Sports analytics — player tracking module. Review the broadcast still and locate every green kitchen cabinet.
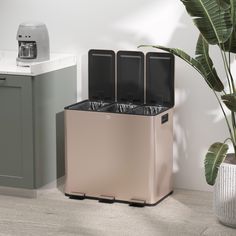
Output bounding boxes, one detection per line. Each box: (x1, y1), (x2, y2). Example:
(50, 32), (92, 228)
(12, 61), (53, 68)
(0, 65), (76, 189)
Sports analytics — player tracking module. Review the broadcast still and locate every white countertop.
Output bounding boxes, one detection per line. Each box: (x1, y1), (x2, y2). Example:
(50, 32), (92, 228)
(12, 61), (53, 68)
(0, 51), (76, 76)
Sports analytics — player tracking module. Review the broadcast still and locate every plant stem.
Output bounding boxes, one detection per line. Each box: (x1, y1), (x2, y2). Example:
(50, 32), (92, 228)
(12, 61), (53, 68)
(213, 90), (235, 147)
(231, 108), (236, 159)
(234, 145), (236, 158)
(226, 52), (236, 158)
(223, 50), (235, 93)
(219, 48), (236, 158)
(220, 47), (233, 94)
(216, 3), (236, 158)
(224, 137), (232, 144)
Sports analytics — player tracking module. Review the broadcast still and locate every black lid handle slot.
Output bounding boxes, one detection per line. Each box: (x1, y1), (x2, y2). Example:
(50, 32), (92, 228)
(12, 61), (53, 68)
(161, 113), (169, 124)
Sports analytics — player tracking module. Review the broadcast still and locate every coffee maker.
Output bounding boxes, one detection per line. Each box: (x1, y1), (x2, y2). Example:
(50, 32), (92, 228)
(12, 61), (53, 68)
(16, 22), (50, 66)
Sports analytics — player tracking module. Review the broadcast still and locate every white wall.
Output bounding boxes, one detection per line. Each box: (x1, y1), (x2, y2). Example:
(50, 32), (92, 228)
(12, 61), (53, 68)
(0, 0), (230, 191)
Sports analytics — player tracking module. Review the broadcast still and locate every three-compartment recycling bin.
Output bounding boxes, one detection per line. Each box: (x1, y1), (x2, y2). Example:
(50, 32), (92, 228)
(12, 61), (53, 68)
(65, 49), (175, 206)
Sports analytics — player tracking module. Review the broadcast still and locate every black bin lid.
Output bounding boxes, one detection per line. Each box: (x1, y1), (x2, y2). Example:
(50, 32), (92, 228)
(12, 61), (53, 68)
(146, 52), (175, 107)
(89, 49), (115, 101)
(117, 51), (144, 103)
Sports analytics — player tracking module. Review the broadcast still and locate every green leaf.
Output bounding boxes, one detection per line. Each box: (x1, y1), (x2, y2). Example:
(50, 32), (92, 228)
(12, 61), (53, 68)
(195, 35), (224, 92)
(221, 93), (236, 111)
(217, 0), (230, 9)
(180, 0), (233, 44)
(205, 142), (229, 185)
(221, 0), (236, 53)
(223, 32), (236, 52)
(218, 0), (230, 3)
(139, 45), (224, 92)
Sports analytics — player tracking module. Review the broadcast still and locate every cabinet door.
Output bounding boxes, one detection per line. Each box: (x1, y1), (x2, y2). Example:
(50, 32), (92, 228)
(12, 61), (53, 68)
(0, 74), (34, 188)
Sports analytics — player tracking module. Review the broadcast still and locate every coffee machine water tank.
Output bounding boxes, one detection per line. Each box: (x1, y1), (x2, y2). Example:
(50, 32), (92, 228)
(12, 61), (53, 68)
(16, 22), (50, 66)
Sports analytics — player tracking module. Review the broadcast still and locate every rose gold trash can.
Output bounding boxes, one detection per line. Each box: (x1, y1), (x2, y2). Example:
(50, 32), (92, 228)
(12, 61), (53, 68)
(65, 50), (174, 206)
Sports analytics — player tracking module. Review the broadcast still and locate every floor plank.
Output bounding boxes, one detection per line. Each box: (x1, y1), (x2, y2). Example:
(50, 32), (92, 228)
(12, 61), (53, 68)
(0, 186), (235, 236)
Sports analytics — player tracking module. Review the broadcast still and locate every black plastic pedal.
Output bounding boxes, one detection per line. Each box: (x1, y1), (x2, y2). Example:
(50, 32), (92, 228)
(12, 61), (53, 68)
(129, 199), (146, 207)
(99, 195), (115, 204)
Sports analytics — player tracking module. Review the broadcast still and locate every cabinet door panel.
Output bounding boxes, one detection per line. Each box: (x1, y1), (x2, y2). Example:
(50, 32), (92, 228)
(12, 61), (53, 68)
(0, 75), (34, 188)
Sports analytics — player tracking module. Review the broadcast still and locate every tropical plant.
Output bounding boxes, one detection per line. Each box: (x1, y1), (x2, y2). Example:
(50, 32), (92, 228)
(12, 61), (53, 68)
(140, 0), (236, 186)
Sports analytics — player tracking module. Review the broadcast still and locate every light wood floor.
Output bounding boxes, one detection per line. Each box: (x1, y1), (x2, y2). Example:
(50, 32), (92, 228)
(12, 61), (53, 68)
(0, 184), (235, 236)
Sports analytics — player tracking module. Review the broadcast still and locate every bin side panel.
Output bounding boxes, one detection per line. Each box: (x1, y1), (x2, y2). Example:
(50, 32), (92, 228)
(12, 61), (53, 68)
(151, 109), (173, 203)
(65, 111), (154, 202)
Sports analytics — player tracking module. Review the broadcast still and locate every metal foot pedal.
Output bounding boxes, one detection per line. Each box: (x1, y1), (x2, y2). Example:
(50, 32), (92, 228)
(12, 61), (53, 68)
(71, 192), (86, 200)
(129, 198), (146, 207)
(99, 195), (115, 204)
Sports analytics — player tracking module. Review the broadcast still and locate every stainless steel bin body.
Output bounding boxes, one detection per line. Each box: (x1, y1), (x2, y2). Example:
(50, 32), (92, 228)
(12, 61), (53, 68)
(65, 50), (174, 205)
(65, 108), (173, 204)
